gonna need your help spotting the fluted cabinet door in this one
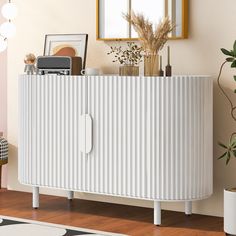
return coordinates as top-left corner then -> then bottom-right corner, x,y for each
18,75 -> 85,190
86,76 -> 213,201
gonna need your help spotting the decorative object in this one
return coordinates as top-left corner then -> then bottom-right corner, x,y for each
217,40 -> 236,236
144,54 -> 159,76
1,2 -> 17,19
0,132 -> 8,189
159,55 -> 164,76
44,34 -> 88,69
124,12 -> 174,76
0,36 -> 7,52
0,0 -> 17,52
96,0 -> 188,40
165,46 -> 172,76
119,65 -> 139,76
0,215 -> 125,236
24,53 -> 36,75
0,21 -> 16,38
19,74 -> 213,225
107,42 -> 142,76
81,68 -> 100,76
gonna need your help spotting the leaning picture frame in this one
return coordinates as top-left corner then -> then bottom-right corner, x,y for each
44,34 -> 88,69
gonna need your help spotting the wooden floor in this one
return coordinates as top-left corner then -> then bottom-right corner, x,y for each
0,189 -> 224,236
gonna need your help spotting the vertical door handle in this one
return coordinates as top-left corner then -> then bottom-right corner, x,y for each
79,114 -> 93,154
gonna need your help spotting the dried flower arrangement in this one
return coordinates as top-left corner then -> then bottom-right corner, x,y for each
124,12 -> 174,76
123,12 -> 174,55
107,42 -> 143,66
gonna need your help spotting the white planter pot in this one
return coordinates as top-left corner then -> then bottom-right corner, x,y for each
224,189 -> 236,235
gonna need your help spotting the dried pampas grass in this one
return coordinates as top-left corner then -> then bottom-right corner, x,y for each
124,11 -> 174,55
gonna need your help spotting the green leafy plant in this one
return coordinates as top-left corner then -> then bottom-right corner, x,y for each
218,40 -> 236,164
107,42 -> 143,66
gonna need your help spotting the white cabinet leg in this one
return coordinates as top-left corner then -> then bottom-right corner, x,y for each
67,191 -> 74,200
154,201 -> 161,225
33,186 -> 39,209
185,201 -> 192,215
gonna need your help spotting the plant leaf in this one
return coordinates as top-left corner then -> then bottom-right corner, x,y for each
231,50 -> 235,57
221,48 -> 233,56
230,139 -> 236,147
218,142 -> 228,149
218,152 -> 227,160
234,40 -> 236,55
226,157 -> 230,165
231,60 -> 236,68
234,76 -> 236,81
226,152 -> 231,165
234,89 -> 236,93
226,57 -> 235,62
233,150 -> 236,157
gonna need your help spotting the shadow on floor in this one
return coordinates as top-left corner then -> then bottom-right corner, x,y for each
41,196 -> 224,233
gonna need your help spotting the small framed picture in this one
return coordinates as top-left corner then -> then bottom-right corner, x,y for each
44,34 -> 88,69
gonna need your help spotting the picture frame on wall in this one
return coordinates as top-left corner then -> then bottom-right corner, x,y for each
44,34 -> 88,69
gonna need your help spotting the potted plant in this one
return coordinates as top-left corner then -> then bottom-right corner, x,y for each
107,42 -> 143,76
217,40 -> 236,236
124,12 -> 174,76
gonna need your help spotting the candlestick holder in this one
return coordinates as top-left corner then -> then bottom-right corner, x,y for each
165,46 -> 172,77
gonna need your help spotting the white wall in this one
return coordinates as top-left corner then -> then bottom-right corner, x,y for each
0,0 -> 7,188
7,0 -> 236,217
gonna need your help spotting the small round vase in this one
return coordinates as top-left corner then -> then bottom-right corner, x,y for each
119,65 -> 139,76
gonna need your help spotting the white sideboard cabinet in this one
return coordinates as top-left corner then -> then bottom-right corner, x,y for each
18,75 -> 213,225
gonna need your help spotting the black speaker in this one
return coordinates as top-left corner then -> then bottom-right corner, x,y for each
36,56 -> 82,75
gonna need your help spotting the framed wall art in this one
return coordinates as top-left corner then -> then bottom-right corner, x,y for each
44,34 -> 88,69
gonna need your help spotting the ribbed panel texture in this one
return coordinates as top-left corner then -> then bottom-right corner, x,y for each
19,75 -> 213,201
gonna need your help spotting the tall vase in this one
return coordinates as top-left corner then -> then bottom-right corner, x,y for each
144,53 -> 159,76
